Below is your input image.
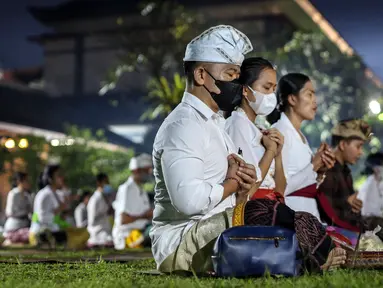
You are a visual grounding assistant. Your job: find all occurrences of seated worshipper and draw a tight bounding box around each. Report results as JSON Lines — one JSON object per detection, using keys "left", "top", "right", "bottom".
{"left": 87, "top": 173, "right": 114, "bottom": 247}
{"left": 317, "top": 120, "right": 383, "bottom": 238}
{"left": 112, "top": 154, "right": 154, "bottom": 250}
{"left": 57, "top": 185, "right": 75, "bottom": 226}
{"left": 225, "top": 57, "right": 286, "bottom": 201}
{"left": 30, "top": 165, "right": 89, "bottom": 249}
{"left": 358, "top": 153, "right": 383, "bottom": 217}
{"left": 268, "top": 73, "right": 336, "bottom": 221}
{"left": 3, "top": 172, "right": 32, "bottom": 245}
{"left": 74, "top": 191, "right": 91, "bottom": 228}
{"left": 150, "top": 25, "right": 346, "bottom": 274}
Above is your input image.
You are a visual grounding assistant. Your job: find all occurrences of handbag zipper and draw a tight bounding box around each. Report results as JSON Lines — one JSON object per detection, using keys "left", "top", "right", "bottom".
{"left": 228, "top": 236, "right": 286, "bottom": 248}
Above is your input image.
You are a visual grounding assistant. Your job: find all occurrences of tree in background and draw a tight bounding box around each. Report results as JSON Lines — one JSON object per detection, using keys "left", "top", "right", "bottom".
{"left": 0, "top": 135, "right": 46, "bottom": 191}
{"left": 140, "top": 73, "right": 185, "bottom": 120}
{"left": 100, "top": 0, "right": 202, "bottom": 120}
{"left": 49, "top": 126, "right": 134, "bottom": 192}
{"left": 0, "top": 126, "right": 134, "bottom": 194}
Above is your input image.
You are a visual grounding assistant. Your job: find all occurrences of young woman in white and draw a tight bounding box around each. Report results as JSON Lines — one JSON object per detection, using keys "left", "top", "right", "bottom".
{"left": 30, "top": 165, "right": 89, "bottom": 249}
{"left": 269, "top": 73, "right": 335, "bottom": 220}
{"left": 225, "top": 57, "right": 286, "bottom": 200}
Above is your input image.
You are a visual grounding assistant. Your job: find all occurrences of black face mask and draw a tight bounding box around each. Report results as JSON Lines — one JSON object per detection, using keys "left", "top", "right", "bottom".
{"left": 204, "top": 70, "right": 243, "bottom": 112}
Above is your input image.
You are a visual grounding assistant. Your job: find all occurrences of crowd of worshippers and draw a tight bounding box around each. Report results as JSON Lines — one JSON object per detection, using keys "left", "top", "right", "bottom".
{"left": 1, "top": 154, "right": 154, "bottom": 250}
{"left": 148, "top": 25, "right": 383, "bottom": 274}
{"left": 2, "top": 24, "right": 383, "bottom": 274}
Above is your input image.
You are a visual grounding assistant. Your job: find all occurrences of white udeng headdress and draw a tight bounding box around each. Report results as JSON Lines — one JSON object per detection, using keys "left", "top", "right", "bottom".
{"left": 129, "top": 153, "right": 152, "bottom": 171}
{"left": 183, "top": 25, "right": 253, "bottom": 66}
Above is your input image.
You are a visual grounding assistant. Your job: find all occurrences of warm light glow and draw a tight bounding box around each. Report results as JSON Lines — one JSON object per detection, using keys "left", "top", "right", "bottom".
{"left": 294, "top": 0, "right": 354, "bottom": 56}
{"left": 18, "top": 138, "right": 29, "bottom": 149}
{"left": 51, "top": 139, "right": 60, "bottom": 147}
{"left": 378, "top": 113, "right": 383, "bottom": 121}
{"left": 65, "top": 138, "right": 75, "bottom": 146}
{"left": 5, "top": 138, "right": 15, "bottom": 149}
{"left": 369, "top": 100, "right": 381, "bottom": 115}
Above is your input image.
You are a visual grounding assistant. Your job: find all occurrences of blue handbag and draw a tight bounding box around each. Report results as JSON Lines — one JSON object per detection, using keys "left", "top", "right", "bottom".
{"left": 212, "top": 226, "right": 302, "bottom": 277}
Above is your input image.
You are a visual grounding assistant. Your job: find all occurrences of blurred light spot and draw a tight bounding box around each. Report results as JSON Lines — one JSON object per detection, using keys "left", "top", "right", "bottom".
{"left": 369, "top": 100, "right": 381, "bottom": 115}
{"left": 51, "top": 139, "right": 60, "bottom": 147}
{"left": 5, "top": 139, "right": 15, "bottom": 149}
{"left": 18, "top": 138, "right": 29, "bottom": 149}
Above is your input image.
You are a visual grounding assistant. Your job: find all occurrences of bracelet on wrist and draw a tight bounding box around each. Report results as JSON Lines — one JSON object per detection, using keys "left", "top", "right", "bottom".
{"left": 225, "top": 177, "right": 240, "bottom": 188}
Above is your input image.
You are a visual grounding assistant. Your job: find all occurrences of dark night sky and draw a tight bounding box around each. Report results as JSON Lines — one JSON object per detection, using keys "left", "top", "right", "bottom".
{"left": 0, "top": 0, "right": 382, "bottom": 80}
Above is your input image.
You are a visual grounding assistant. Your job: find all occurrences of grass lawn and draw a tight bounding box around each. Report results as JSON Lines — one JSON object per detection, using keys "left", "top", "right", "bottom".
{"left": 0, "top": 251, "right": 383, "bottom": 287}
{"left": 0, "top": 248, "right": 152, "bottom": 261}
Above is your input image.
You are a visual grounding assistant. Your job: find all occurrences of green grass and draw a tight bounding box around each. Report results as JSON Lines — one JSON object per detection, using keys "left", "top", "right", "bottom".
{"left": 0, "top": 248, "right": 151, "bottom": 261}
{"left": 0, "top": 252, "right": 382, "bottom": 287}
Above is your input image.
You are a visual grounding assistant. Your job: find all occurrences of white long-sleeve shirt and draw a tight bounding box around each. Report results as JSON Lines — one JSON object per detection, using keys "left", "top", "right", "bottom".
{"left": 225, "top": 109, "right": 273, "bottom": 189}
{"left": 112, "top": 177, "right": 151, "bottom": 249}
{"left": 358, "top": 175, "right": 383, "bottom": 217}
{"left": 150, "top": 92, "right": 237, "bottom": 268}
{"left": 30, "top": 186, "right": 60, "bottom": 233}
{"left": 87, "top": 190, "right": 112, "bottom": 244}
{"left": 74, "top": 202, "right": 87, "bottom": 228}
{"left": 4, "top": 187, "right": 32, "bottom": 232}
{"left": 113, "top": 176, "right": 151, "bottom": 230}
{"left": 272, "top": 113, "right": 320, "bottom": 220}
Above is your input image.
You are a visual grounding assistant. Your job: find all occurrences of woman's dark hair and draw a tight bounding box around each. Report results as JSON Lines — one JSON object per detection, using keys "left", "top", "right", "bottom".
{"left": 267, "top": 73, "right": 310, "bottom": 125}
{"left": 80, "top": 190, "right": 92, "bottom": 203}
{"left": 12, "top": 172, "right": 28, "bottom": 188}
{"left": 224, "top": 57, "right": 274, "bottom": 118}
{"left": 96, "top": 172, "right": 108, "bottom": 185}
{"left": 42, "top": 164, "right": 61, "bottom": 187}
{"left": 363, "top": 152, "right": 383, "bottom": 175}
{"left": 38, "top": 172, "right": 44, "bottom": 190}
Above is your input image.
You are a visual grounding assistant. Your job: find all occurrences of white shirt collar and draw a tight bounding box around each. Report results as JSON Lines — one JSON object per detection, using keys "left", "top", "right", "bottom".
{"left": 280, "top": 112, "right": 295, "bottom": 130}
{"left": 182, "top": 92, "right": 216, "bottom": 120}
{"left": 280, "top": 112, "right": 308, "bottom": 143}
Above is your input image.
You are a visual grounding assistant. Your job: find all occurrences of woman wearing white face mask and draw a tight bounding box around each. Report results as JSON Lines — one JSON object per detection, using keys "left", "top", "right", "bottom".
{"left": 225, "top": 57, "right": 287, "bottom": 200}
{"left": 358, "top": 153, "right": 383, "bottom": 217}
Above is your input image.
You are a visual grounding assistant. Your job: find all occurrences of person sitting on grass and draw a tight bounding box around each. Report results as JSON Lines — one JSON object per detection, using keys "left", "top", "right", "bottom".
{"left": 29, "top": 165, "right": 89, "bottom": 249}
{"left": 29, "top": 164, "right": 89, "bottom": 249}
{"left": 3, "top": 172, "right": 32, "bottom": 246}
{"left": 112, "top": 154, "right": 154, "bottom": 250}
{"left": 317, "top": 120, "right": 383, "bottom": 240}
{"left": 150, "top": 24, "right": 346, "bottom": 275}
{"left": 87, "top": 173, "right": 114, "bottom": 247}
{"left": 358, "top": 152, "right": 383, "bottom": 218}
{"left": 74, "top": 191, "right": 91, "bottom": 228}
{"left": 224, "top": 57, "right": 286, "bottom": 201}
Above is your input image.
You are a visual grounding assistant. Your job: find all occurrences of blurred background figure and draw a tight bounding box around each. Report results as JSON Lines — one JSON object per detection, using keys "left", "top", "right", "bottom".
{"left": 57, "top": 185, "right": 76, "bottom": 227}
{"left": 87, "top": 173, "right": 114, "bottom": 247}
{"left": 113, "top": 153, "right": 153, "bottom": 250}
{"left": 30, "top": 164, "right": 89, "bottom": 249}
{"left": 358, "top": 152, "right": 383, "bottom": 217}
{"left": 74, "top": 190, "right": 91, "bottom": 228}
{"left": 2, "top": 172, "right": 32, "bottom": 246}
